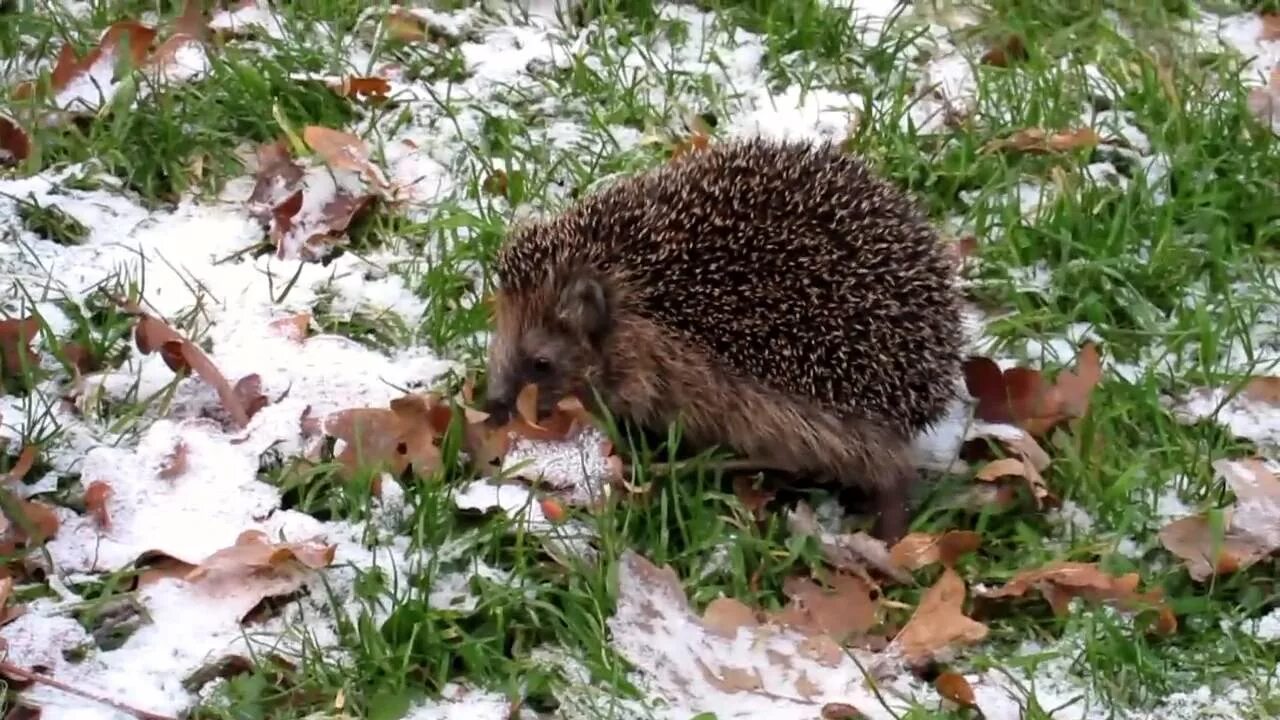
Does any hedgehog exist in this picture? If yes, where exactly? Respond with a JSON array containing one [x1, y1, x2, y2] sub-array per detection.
[[481, 137, 965, 542]]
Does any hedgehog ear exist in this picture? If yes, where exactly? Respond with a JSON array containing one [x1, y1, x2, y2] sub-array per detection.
[[556, 276, 610, 344]]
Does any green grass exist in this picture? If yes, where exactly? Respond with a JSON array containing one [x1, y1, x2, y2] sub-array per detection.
[[3, 0, 1280, 718]]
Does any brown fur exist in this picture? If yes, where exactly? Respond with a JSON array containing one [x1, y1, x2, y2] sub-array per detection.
[[483, 138, 964, 542]]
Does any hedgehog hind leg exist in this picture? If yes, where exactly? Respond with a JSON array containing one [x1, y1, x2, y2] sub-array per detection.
[[836, 416, 918, 544]]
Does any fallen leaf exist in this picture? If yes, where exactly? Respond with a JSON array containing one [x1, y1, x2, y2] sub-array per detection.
[[84, 481, 113, 530], [1264, 13, 1280, 41], [232, 374, 269, 421], [324, 393, 453, 481], [0, 576, 23, 626], [0, 317, 41, 381], [246, 139, 305, 212], [890, 531, 981, 571], [539, 497, 567, 523], [732, 475, 775, 518], [1159, 458, 1280, 580], [135, 553, 197, 588], [1243, 376, 1280, 403], [609, 550, 885, 715], [981, 127, 1101, 154], [128, 308, 249, 427], [324, 76, 391, 100], [269, 313, 311, 342], [2, 446, 38, 484], [963, 343, 1102, 436], [980, 34, 1027, 67], [386, 8, 427, 42], [891, 567, 989, 662], [974, 455, 1057, 509], [0, 115, 30, 166], [820, 704, 864, 719], [158, 439, 189, 480], [787, 501, 911, 585], [58, 341, 99, 376], [186, 529, 335, 581], [0, 491, 59, 546], [516, 383, 543, 428], [935, 671, 977, 707], [775, 573, 879, 643], [302, 125, 389, 187], [977, 561, 1173, 631]]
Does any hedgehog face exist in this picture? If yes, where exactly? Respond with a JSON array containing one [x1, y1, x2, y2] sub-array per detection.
[[483, 276, 612, 424]]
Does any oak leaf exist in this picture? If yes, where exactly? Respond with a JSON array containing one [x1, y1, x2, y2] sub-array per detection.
[[84, 481, 113, 530], [0, 115, 30, 166], [977, 560, 1176, 633], [128, 307, 249, 427], [302, 125, 389, 188], [889, 531, 981, 571], [981, 127, 1102, 154], [963, 343, 1101, 436], [1159, 458, 1280, 580], [0, 317, 41, 381], [891, 567, 989, 662], [186, 529, 335, 580]]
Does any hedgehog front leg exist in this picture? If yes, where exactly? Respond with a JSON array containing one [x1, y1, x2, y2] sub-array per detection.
[[870, 469, 913, 544]]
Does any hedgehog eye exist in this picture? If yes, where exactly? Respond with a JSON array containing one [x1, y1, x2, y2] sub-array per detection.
[[530, 356, 554, 376]]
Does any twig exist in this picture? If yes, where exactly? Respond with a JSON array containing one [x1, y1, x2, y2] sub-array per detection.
[[0, 660, 177, 720]]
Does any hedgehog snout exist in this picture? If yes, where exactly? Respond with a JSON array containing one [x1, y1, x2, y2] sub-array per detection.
[[481, 394, 513, 427]]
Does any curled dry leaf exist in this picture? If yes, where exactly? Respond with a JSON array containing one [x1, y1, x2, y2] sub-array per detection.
[[14, 20, 159, 110], [324, 392, 454, 482], [934, 671, 977, 708], [186, 529, 335, 581], [2, 446, 38, 484], [889, 531, 981, 571], [0, 577, 24, 626], [974, 455, 1058, 509], [977, 561, 1176, 633], [963, 343, 1101, 436], [0, 317, 41, 381], [247, 139, 305, 213], [981, 127, 1102, 154], [84, 481, 113, 530], [323, 76, 391, 100], [0, 115, 31, 166], [0, 491, 60, 546], [302, 125, 389, 188], [232, 374, 269, 421], [1159, 458, 1280, 581], [891, 567, 989, 663], [129, 308, 250, 427], [135, 553, 198, 588]]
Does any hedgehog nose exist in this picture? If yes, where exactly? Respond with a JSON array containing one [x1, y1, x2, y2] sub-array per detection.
[[481, 396, 512, 427]]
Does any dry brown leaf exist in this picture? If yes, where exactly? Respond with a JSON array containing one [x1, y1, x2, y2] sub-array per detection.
[[820, 703, 864, 719], [84, 481, 112, 530], [386, 9, 428, 42], [732, 475, 775, 519], [787, 501, 911, 586], [1159, 458, 1280, 580], [935, 671, 977, 707], [889, 531, 981, 571], [269, 313, 311, 342], [59, 341, 99, 377], [963, 343, 1102, 436], [129, 308, 249, 427], [135, 553, 198, 588], [247, 139, 305, 212], [302, 125, 389, 187], [701, 597, 759, 638], [515, 383, 544, 429], [0, 317, 41, 381], [977, 561, 1174, 632], [324, 76, 391, 100], [232, 374, 269, 421], [186, 529, 335, 581], [0, 491, 59, 546], [980, 34, 1027, 67], [324, 393, 453, 482], [1243, 376, 1280, 403], [775, 573, 879, 643], [982, 127, 1102, 154], [158, 439, 189, 480], [670, 131, 711, 160], [0, 577, 23, 626], [14, 21, 159, 105], [1263, 13, 1280, 41], [2, 447, 38, 484], [0, 116, 30, 166], [892, 567, 989, 662], [974, 455, 1057, 509]]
